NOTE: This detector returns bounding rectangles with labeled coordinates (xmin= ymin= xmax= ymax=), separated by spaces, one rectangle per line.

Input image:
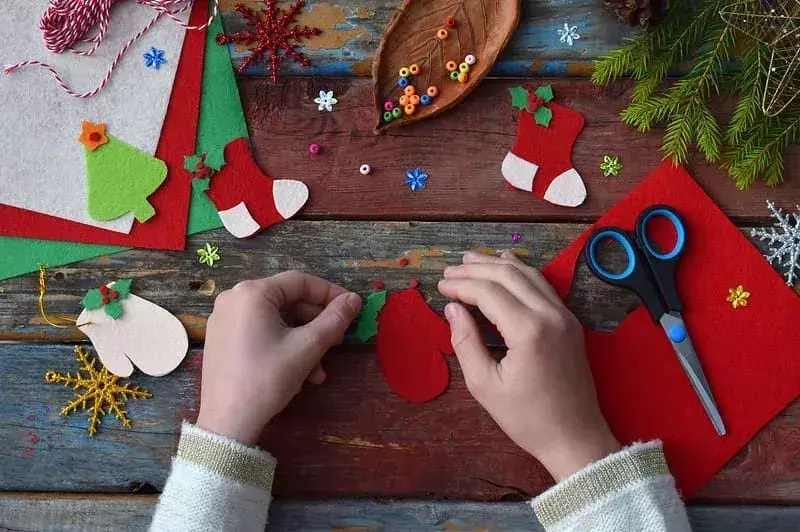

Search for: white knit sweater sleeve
xmin=149 ymin=422 xmax=276 ymax=532
xmin=531 ymin=441 xmax=692 ymax=532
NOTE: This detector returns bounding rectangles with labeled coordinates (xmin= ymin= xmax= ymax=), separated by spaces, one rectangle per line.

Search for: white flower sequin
xmin=314 ymin=90 xmax=338 ymax=112
xmin=557 ymin=23 xmax=580 ymax=47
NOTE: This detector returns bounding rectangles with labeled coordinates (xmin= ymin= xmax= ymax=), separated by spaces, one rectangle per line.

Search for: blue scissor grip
xmin=640 ymin=208 xmax=686 ymax=260
xmin=587 ymin=230 xmax=637 ymax=281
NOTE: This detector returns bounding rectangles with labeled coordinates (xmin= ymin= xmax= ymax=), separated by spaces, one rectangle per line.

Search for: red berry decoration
xmin=397 ymin=258 xmax=410 ymax=267
xmin=99 ymin=285 xmax=109 ymax=295
xmin=409 ymin=279 xmax=420 ymax=289
xmin=102 ymin=296 xmax=110 ymax=304
xmin=373 ymin=280 xmax=386 ymax=290
xmin=109 ymin=290 xmax=119 ymax=300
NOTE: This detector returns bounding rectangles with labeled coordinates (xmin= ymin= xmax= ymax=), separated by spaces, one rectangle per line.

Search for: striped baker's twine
xmin=3 ymin=0 xmax=219 ymax=98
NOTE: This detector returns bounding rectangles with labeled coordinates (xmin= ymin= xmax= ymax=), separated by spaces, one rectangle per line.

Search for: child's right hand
xmin=438 ymin=250 xmax=620 ymax=481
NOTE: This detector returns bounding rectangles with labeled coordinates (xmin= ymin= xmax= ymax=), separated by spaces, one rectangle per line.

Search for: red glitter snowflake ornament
xmin=216 ymin=0 xmax=322 ymax=84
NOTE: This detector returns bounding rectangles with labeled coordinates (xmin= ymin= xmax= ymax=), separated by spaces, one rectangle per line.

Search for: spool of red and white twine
xmin=3 ymin=0 xmax=219 ymax=98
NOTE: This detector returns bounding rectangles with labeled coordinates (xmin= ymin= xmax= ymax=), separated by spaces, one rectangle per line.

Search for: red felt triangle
xmin=376 ymin=288 xmax=454 ymax=403
xmin=0 ymin=0 xmax=208 ymax=250
xmin=541 ymin=161 xmax=800 ymax=498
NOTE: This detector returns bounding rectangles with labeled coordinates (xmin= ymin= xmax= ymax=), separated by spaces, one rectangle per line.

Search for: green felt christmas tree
xmin=80 ymin=121 xmax=167 ymax=223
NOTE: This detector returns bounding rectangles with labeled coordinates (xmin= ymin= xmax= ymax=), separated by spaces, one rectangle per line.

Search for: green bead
xmin=391 ymin=107 xmax=402 ymax=118
xmin=449 ymin=71 xmax=459 ymax=80
xmin=384 ymin=111 xmax=393 ymax=122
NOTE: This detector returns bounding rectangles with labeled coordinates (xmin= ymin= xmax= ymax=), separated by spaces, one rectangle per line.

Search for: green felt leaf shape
xmin=112 ymin=279 xmax=133 ymax=299
xmin=104 ymin=300 xmax=123 ymax=320
xmin=354 ymin=290 xmax=387 ymax=342
xmin=535 ymin=106 xmax=553 ymax=127
xmin=535 ymin=85 xmax=554 ymax=103
xmin=509 ymin=86 xmax=529 ymax=110
xmin=82 ymin=289 xmax=104 ymax=310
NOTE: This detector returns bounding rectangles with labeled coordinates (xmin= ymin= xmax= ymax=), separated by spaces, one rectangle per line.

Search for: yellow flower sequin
xmin=726 ymin=285 xmax=750 ymax=309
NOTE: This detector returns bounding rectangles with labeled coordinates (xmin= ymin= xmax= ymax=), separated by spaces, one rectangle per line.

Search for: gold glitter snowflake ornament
xmin=45 ymin=346 xmax=152 ymax=436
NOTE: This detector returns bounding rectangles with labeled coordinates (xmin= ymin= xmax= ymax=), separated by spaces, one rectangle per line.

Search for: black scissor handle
xmin=584 ymin=226 xmax=667 ymax=322
xmin=634 ymin=205 xmax=686 ymax=313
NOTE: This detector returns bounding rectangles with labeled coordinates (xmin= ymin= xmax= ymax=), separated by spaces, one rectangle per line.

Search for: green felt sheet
xmin=0 ymin=11 xmax=248 ymax=281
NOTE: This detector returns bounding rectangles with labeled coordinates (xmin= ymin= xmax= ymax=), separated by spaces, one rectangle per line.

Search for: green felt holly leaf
xmin=535 ymin=85 xmax=554 ymax=103
xmin=104 ymin=300 xmax=123 ymax=320
xmin=508 ymin=86 xmax=530 ymax=111
xmin=354 ymin=290 xmax=387 ymax=343
xmin=534 ymin=106 xmax=553 ymax=127
xmin=113 ymin=279 xmax=133 ymax=299
xmin=192 ymin=178 xmax=210 ymax=194
xmin=184 ymin=154 xmax=205 ymax=174
xmin=205 ymin=146 xmax=226 ymax=171
xmin=81 ymin=289 xmax=104 ymax=310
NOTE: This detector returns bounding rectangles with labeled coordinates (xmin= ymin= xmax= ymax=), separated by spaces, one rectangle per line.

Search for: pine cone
xmin=603 ymin=0 xmax=666 ymax=26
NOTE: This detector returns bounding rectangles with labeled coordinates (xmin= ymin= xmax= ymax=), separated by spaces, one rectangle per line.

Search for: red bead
xmin=397 ymin=258 xmax=410 ymax=267
xmin=110 ymin=290 xmax=119 ymax=299
xmin=409 ymin=279 xmax=420 ymax=289
xmin=89 ymin=132 xmax=102 ymax=142
xmin=373 ymin=280 xmax=385 ymax=290
xmin=445 ymin=16 xmax=456 ymax=28
xmin=102 ymin=296 xmax=110 ymax=304
xmin=99 ymin=285 xmax=109 ymax=295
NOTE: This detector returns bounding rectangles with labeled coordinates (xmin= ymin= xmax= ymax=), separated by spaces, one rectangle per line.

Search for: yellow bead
xmin=459 ymin=62 xmax=470 ymax=73
xmin=399 ymin=67 xmax=410 ymax=77
xmin=404 ymin=85 xmax=416 ymax=96
xmin=426 ymin=86 xmax=439 ymax=97
xmin=410 ymin=94 xmax=420 ymax=105
xmin=409 ymin=64 xmax=420 ymax=75
xmin=404 ymin=104 xmax=416 ymax=115
xmin=437 ymin=28 xmax=448 ymax=40
xmin=457 ymin=71 xmax=468 ymax=83
xmin=446 ymin=61 xmax=458 ymax=72
xmin=399 ymin=94 xmax=409 ymax=106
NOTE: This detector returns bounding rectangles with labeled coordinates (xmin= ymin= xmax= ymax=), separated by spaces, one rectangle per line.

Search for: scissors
xmin=584 ymin=205 xmax=726 ymax=436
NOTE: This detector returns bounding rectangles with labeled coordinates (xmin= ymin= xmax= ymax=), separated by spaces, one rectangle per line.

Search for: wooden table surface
xmin=2 ymin=1 xmax=799 ymax=530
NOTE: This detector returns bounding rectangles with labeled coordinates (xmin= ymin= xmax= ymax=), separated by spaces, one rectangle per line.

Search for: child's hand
xmin=196 ymin=272 xmax=363 ymax=445
xmin=438 ymin=251 xmax=620 ymax=480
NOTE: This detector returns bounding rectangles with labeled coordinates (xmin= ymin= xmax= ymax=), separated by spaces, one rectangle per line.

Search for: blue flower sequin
xmin=404 ymin=168 xmax=428 ymax=191
xmin=144 ymin=47 xmax=167 ymax=70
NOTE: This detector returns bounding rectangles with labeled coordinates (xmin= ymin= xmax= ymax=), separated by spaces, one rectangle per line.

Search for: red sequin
xmin=409 ymin=279 xmax=420 ymax=289
xmin=397 ymin=258 xmax=410 ymax=267
xmin=373 ymin=280 xmax=385 ymax=290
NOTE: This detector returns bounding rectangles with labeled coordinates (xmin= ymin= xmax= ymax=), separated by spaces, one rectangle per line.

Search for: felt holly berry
xmin=82 ymin=279 xmax=133 ymax=320
xmin=79 ymin=121 xmax=168 ymax=223
xmin=502 ymin=85 xmax=587 ymax=207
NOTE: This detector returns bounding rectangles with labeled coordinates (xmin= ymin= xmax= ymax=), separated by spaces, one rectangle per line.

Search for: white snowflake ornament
xmin=751 ymin=201 xmax=800 ymax=287
xmin=557 ymin=23 xmax=580 ymax=46
xmin=314 ymin=90 xmax=338 ymax=112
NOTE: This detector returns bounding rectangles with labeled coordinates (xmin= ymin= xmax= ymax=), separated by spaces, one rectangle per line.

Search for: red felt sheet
xmin=0 ymin=0 xmax=207 ymax=250
xmin=541 ymin=161 xmax=800 ymax=498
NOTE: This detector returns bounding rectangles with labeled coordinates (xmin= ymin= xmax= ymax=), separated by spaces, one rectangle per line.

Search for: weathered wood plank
xmin=1 ymin=343 xmax=798 ymax=502
xmin=0 ymin=221 xmax=783 ymax=343
xmin=2 ymin=494 xmax=800 ymax=531
xmin=235 ymin=78 xmax=800 ymax=222
xmin=220 ymin=0 xmax=636 ymax=77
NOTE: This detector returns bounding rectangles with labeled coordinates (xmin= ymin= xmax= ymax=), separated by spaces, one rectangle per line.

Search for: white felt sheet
xmin=0 ymin=1 xmax=188 ymax=233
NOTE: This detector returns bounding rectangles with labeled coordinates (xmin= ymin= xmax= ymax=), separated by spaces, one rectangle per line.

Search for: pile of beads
xmin=384 ymin=63 xmax=439 ymax=122
xmin=446 ymin=54 xmax=477 ymax=84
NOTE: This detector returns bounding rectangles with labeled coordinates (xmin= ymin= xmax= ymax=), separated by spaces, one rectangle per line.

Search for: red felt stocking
xmin=376 ymin=289 xmax=454 ymax=403
xmin=502 ymin=103 xmax=587 ymax=207
xmin=207 ymin=137 xmax=309 ymax=238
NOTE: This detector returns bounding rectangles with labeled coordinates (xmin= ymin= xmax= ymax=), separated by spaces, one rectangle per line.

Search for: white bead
xmin=359 ymin=164 xmax=372 ymax=175
xmin=464 ymin=54 xmax=477 ymax=65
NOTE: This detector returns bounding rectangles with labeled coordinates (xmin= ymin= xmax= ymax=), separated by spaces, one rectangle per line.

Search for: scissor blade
xmin=659 ymin=313 xmax=727 ymax=436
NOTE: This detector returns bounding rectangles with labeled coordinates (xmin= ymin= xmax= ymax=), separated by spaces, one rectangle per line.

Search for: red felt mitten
xmin=207 ymin=137 xmax=309 ymax=238
xmin=502 ymin=103 xmax=587 ymax=207
xmin=376 ymin=288 xmax=454 ymax=403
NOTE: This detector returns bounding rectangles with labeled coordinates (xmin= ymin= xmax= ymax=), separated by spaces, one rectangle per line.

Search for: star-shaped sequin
xmin=314 ymin=90 xmax=338 ymax=112
xmin=557 ymin=23 xmax=580 ymax=46
xmin=600 ymin=155 xmax=623 ymax=177
xmin=144 ymin=47 xmax=167 ymax=70
xmin=404 ymin=168 xmax=429 ymax=191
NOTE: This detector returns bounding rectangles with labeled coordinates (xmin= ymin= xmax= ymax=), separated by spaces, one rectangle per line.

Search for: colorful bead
xmin=404 ymin=103 xmax=416 ymax=115
xmin=309 ymin=143 xmax=320 ymax=155
xmin=384 ymin=100 xmax=395 ymax=111
xmin=399 ymin=94 xmax=410 ymax=106
xmin=409 ymin=279 xmax=420 ymax=289
xmin=464 ymin=54 xmax=477 ymax=65
xmin=457 ymin=71 xmax=468 ymax=83
xmin=398 ymin=77 xmax=409 ymax=88
xmin=437 ymin=28 xmax=448 ymax=40
xmin=445 ymin=16 xmax=456 ymax=28
xmin=426 ymin=86 xmax=439 ymax=97
xmin=404 ymin=85 xmax=416 ymax=96
xmin=449 ymin=71 xmax=459 ymax=80
xmin=399 ymin=67 xmax=410 ymax=78
xmin=459 ymin=62 xmax=470 ymax=73
xmin=397 ymin=258 xmax=410 ymax=267
xmin=383 ymin=111 xmax=393 ymax=122
xmin=391 ymin=107 xmax=402 ymax=118
xmin=410 ymin=94 xmax=420 ymax=105
xmin=359 ymin=164 xmax=372 ymax=175
xmin=446 ymin=61 xmax=458 ymax=72
xmin=373 ymin=279 xmax=385 ymax=290
xmin=409 ymin=64 xmax=420 ymax=75
xmin=420 ymin=94 xmax=432 ymax=105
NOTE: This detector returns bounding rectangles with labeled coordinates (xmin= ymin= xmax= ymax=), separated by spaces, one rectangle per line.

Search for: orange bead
xmin=410 ymin=94 xmax=420 ymax=105
xmin=437 ymin=28 xmax=448 ymax=40
xmin=404 ymin=104 xmax=416 ymax=115
xmin=426 ymin=86 xmax=439 ymax=97
xmin=457 ymin=71 xmax=468 ymax=83
xmin=399 ymin=94 xmax=409 ymax=106
xmin=409 ymin=63 xmax=421 ymax=75
xmin=404 ymin=85 xmax=416 ymax=96
xmin=446 ymin=61 xmax=457 ymax=72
